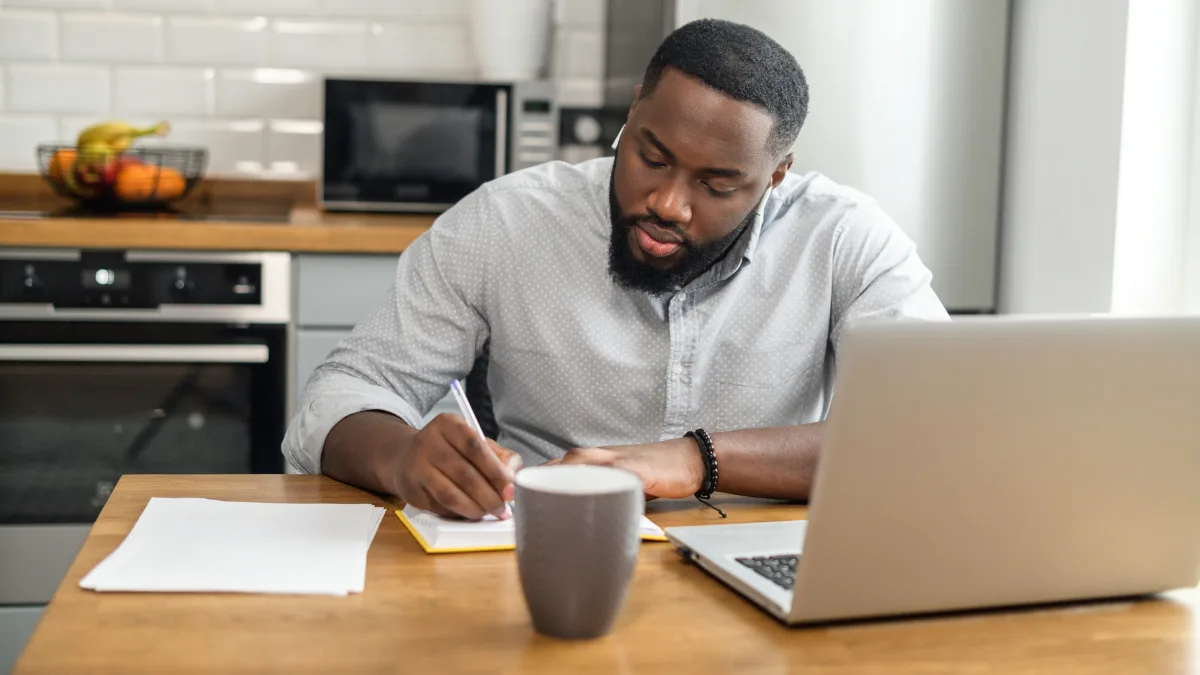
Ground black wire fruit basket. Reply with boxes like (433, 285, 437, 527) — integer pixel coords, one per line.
(37, 144, 208, 211)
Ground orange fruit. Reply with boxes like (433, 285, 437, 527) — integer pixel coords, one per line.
(114, 165, 187, 202)
(156, 167, 186, 200)
(48, 149, 76, 180)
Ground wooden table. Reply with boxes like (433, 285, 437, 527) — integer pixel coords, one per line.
(14, 475, 1199, 674)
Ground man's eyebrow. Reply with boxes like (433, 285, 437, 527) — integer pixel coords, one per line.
(700, 166, 745, 179)
(641, 128, 676, 161)
(640, 128, 746, 179)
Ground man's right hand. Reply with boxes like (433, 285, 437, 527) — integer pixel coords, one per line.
(395, 414, 521, 521)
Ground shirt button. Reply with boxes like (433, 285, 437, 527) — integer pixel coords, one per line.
(673, 365, 684, 378)
(677, 292, 687, 303)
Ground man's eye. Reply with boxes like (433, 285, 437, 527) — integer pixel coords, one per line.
(703, 182, 735, 198)
(639, 152, 666, 169)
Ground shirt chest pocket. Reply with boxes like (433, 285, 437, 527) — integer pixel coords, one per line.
(708, 342, 821, 431)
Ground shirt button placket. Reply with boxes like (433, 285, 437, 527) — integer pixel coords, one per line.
(662, 291, 692, 437)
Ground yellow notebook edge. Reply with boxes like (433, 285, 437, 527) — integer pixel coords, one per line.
(394, 509, 515, 554)
(393, 509, 670, 552)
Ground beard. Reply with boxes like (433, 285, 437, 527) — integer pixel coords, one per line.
(606, 163, 758, 296)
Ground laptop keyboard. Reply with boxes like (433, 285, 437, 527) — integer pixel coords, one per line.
(736, 554, 799, 590)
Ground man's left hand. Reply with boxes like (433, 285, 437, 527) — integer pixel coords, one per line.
(548, 437, 705, 499)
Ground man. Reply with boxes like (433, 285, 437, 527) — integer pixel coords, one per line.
(282, 19, 948, 520)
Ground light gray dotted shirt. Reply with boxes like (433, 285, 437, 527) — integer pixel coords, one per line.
(282, 157, 949, 473)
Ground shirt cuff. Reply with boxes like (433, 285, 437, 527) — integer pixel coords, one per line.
(281, 372, 425, 475)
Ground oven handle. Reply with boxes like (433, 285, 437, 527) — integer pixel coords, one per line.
(0, 344, 269, 363)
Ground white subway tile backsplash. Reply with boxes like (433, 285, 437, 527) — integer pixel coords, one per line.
(552, 27, 602, 78)
(58, 114, 159, 144)
(114, 67, 213, 115)
(419, 0, 468, 21)
(169, 17, 268, 65)
(0, 2, 605, 180)
(270, 20, 367, 69)
(316, 0, 467, 20)
(215, 68, 319, 117)
(5, 65, 110, 114)
(0, 10, 57, 61)
(114, 0, 216, 11)
(163, 118, 266, 176)
(0, 116, 58, 171)
(368, 22, 474, 76)
(214, 0, 318, 16)
(61, 13, 165, 64)
(267, 118, 321, 177)
(319, 0, 416, 19)
(4, 0, 107, 9)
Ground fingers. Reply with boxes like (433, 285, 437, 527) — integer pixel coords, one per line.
(422, 463, 492, 521)
(440, 417, 515, 497)
(398, 414, 522, 521)
(489, 440, 523, 475)
(488, 441, 521, 502)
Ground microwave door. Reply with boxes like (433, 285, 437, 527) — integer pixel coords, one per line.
(321, 79, 509, 213)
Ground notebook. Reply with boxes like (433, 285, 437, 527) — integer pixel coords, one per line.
(396, 504, 669, 554)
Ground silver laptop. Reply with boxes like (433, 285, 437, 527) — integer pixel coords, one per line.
(665, 315, 1200, 625)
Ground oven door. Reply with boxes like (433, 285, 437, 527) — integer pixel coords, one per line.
(321, 79, 508, 212)
(0, 321, 286, 604)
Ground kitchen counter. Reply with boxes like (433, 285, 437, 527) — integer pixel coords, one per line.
(0, 207, 435, 254)
(0, 173, 435, 254)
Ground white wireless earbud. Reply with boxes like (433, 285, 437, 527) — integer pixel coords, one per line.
(611, 124, 625, 150)
(755, 185, 773, 217)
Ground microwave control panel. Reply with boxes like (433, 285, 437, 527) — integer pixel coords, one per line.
(510, 80, 560, 172)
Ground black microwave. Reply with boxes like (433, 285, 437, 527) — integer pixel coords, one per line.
(320, 78, 559, 213)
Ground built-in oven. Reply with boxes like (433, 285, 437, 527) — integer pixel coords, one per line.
(0, 249, 290, 608)
(320, 78, 559, 213)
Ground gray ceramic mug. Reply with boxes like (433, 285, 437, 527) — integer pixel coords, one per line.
(513, 465, 644, 639)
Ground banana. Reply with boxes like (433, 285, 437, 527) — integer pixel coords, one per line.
(76, 120, 170, 155)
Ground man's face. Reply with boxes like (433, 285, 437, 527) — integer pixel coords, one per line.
(608, 67, 792, 295)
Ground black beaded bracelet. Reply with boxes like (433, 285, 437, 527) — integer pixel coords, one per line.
(685, 429, 726, 518)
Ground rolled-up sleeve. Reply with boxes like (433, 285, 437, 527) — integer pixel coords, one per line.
(282, 187, 497, 474)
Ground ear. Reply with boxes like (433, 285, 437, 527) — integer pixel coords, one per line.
(770, 153, 794, 188)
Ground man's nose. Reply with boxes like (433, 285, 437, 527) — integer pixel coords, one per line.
(646, 176, 692, 225)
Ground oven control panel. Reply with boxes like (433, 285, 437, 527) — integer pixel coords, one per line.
(0, 251, 263, 308)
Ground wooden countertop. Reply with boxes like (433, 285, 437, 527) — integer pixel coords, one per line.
(14, 475, 1200, 674)
(0, 207, 435, 254)
(0, 174, 435, 254)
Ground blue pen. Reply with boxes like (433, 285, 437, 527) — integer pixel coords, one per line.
(449, 379, 516, 517)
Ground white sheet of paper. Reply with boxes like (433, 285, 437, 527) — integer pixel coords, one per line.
(80, 498, 386, 596)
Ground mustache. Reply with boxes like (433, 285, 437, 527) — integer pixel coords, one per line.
(624, 212, 693, 247)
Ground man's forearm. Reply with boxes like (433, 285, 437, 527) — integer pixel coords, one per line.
(708, 422, 824, 501)
(321, 411, 416, 497)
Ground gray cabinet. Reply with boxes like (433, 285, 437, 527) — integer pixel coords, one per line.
(293, 254, 398, 403)
(0, 606, 42, 675)
(292, 254, 456, 426)
(295, 329, 351, 397)
(295, 254, 399, 328)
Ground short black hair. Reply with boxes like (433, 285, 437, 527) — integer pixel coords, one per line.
(640, 19, 809, 157)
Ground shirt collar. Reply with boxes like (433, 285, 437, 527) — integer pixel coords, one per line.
(698, 186, 776, 286)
